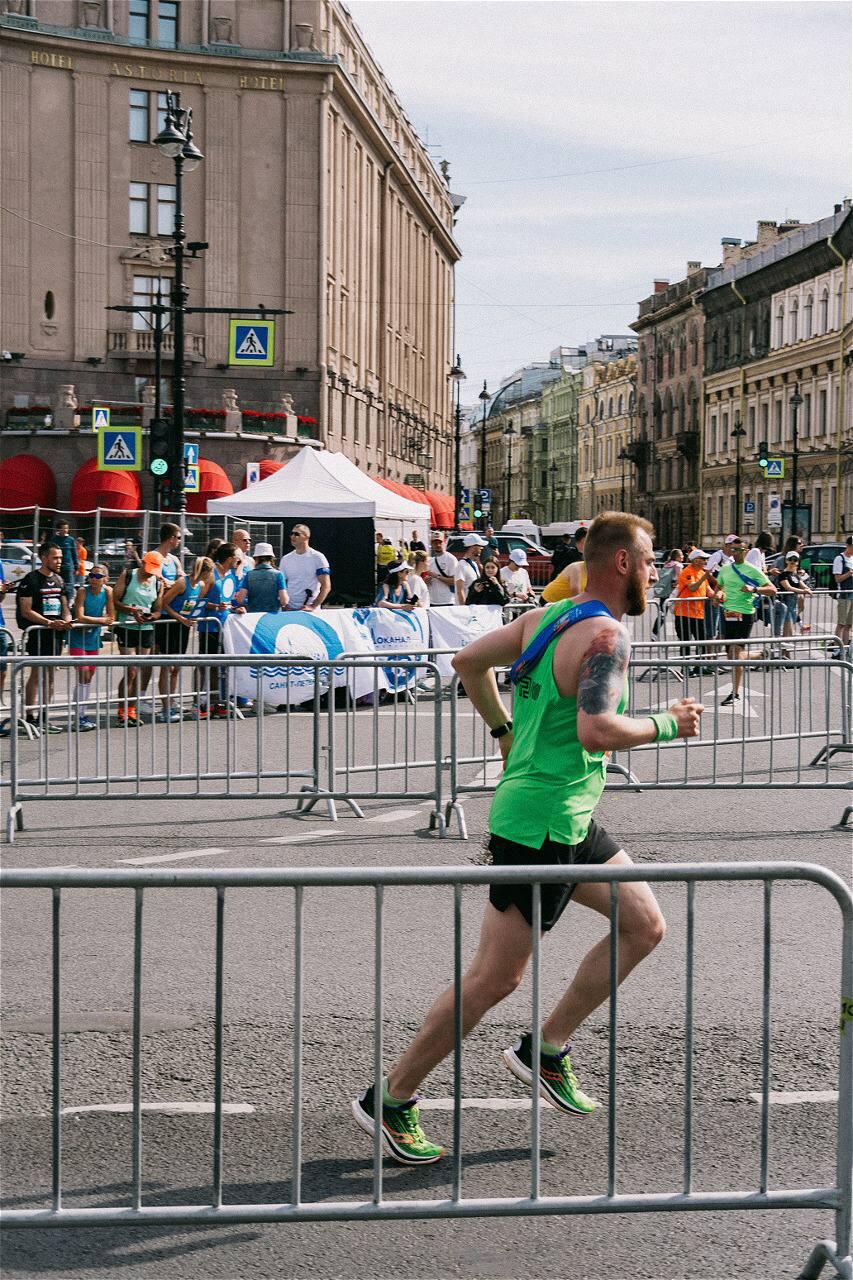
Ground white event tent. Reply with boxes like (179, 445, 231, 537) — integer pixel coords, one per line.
(207, 447, 431, 544)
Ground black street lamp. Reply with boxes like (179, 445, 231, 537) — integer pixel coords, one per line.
(449, 354, 465, 528)
(730, 410, 747, 531)
(549, 460, 558, 522)
(478, 380, 489, 526)
(153, 91, 204, 512)
(617, 447, 631, 512)
(503, 422, 516, 522)
(789, 384, 803, 540)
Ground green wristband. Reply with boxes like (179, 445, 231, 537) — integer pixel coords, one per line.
(650, 712, 679, 742)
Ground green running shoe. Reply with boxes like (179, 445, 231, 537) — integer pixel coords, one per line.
(502, 1033, 599, 1115)
(351, 1084, 445, 1165)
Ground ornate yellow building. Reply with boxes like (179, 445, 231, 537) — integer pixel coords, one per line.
(576, 355, 636, 519)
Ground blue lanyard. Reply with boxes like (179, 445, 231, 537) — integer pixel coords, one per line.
(509, 599, 614, 686)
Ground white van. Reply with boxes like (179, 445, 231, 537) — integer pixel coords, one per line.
(499, 519, 542, 544)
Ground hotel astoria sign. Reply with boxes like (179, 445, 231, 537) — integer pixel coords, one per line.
(28, 48, 285, 91)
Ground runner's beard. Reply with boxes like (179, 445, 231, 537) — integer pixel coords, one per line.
(625, 566, 647, 616)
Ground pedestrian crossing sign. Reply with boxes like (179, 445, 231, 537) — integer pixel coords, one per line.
(765, 458, 785, 478)
(184, 464, 200, 494)
(228, 318, 275, 367)
(98, 426, 141, 471)
(92, 405, 110, 432)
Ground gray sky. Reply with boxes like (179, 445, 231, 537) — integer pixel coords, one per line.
(347, 0, 851, 402)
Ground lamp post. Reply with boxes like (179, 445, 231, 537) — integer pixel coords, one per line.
(449, 354, 465, 528)
(617, 447, 630, 512)
(478, 380, 489, 527)
(152, 92, 203, 512)
(503, 422, 516, 523)
(730, 410, 747, 531)
(789, 384, 803, 541)
(549, 460, 558, 522)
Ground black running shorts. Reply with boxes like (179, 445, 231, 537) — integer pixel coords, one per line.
(487, 820, 622, 931)
(722, 614, 755, 643)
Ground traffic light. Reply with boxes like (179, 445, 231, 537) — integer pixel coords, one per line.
(473, 507, 483, 519)
(149, 416, 171, 477)
(758, 440, 769, 471)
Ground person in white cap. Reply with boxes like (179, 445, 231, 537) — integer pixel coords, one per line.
(455, 533, 488, 604)
(500, 547, 536, 603)
(238, 543, 289, 613)
(705, 534, 740, 638)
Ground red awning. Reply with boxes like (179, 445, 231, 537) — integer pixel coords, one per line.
(185, 458, 234, 514)
(70, 458, 141, 512)
(374, 477, 432, 510)
(0, 453, 57, 510)
(423, 489, 455, 530)
(256, 459, 284, 480)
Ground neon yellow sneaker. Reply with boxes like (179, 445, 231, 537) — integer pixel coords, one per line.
(503, 1034, 599, 1115)
(351, 1084, 444, 1165)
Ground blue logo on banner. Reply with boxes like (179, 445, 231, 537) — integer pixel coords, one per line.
(352, 608, 424, 690)
(249, 612, 343, 679)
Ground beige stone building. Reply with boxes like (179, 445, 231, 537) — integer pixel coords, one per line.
(0, 0, 460, 506)
(576, 356, 636, 520)
(700, 204, 852, 544)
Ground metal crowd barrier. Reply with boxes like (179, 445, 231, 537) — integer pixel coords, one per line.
(445, 653, 853, 839)
(2, 652, 446, 842)
(0, 860, 850, 1280)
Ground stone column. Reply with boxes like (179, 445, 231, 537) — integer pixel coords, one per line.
(140, 382, 156, 428)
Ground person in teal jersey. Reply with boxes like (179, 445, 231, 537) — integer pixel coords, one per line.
(113, 551, 165, 725)
(71, 566, 115, 730)
(351, 511, 704, 1166)
(715, 537, 776, 707)
(197, 544, 245, 718)
(159, 556, 215, 722)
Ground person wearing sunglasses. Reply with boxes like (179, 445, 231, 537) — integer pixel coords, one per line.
(71, 565, 115, 731)
(278, 524, 331, 611)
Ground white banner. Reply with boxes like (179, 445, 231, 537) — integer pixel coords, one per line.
(426, 605, 504, 677)
(222, 606, 503, 704)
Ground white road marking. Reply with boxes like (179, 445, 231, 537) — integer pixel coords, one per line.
(61, 1101, 255, 1116)
(418, 1097, 548, 1111)
(362, 806, 428, 824)
(258, 830, 331, 845)
(34, 865, 81, 871)
(119, 848, 228, 866)
(748, 1090, 838, 1106)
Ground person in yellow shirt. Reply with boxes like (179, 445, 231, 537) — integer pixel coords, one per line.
(541, 558, 586, 603)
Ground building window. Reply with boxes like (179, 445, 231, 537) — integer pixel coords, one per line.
(717, 495, 724, 534)
(804, 295, 813, 338)
(131, 274, 172, 331)
(706, 495, 712, 534)
(790, 299, 799, 344)
(129, 181, 149, 233)
(819, 289, 829, 332)
(721, 411, 728, 454)
(129, 0, 179, 46)
(818, 388, 828, 435)
(618, 394, 623, 415)
(773, 399, 782, 443)
(803, 392, 811, 437)
(156, 183, 176, 234)
(129, 89, 168, 143)
(708, 414, 717, 457)
(776, 307, 784, 346)
(761, 401, 769, 442)
(690, 326, 698, 365)
(748, 404, 756, 447)
(814, 487, 822, 532)
(43, 290, 55, 320)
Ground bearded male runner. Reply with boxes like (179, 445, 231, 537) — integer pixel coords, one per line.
(352, 511, 704, 1164)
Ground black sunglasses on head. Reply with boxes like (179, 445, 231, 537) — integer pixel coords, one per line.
(88, 572, 106, 577)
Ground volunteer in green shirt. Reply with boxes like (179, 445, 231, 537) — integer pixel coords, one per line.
(351, 511, 704, 1166)
(715, 538, 777, 707)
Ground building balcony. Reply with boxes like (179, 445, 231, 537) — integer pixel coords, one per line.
(107, 329, 206, 362)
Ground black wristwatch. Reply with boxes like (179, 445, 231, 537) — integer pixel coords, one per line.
(490, 721, 513, 740)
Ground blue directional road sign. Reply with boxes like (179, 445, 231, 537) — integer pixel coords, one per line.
(765, 458, 785, 478)
(98, 426, 141, 471)
(184, 442, 199, 466)
(228, 318, 275, 367)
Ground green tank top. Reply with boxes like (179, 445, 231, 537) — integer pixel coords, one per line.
(120, 570, 159, 630)
(488, 598, 628, 849)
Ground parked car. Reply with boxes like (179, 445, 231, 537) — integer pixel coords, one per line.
(446, 532, 553, 587)
(0, 541, 35, 589)
(766, 543, 846, 589)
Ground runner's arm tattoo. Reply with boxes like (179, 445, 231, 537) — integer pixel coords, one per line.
(577, 627, 630, 715)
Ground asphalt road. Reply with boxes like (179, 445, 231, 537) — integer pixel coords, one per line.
(1, 692, 851, 1279)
